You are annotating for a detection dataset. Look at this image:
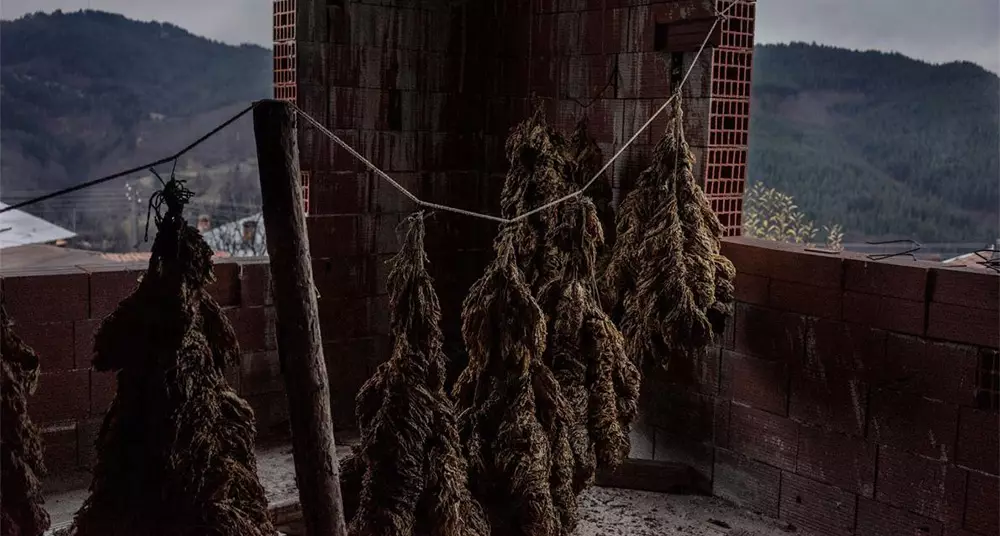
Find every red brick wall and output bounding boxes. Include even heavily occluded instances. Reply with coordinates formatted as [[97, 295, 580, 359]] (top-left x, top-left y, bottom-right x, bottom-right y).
[[647, 236, 1000, 536], [288, 0, 753, 426], [0, 260, 288, 482], [292, 2, 506, 427], [4, 238, 995, 534]]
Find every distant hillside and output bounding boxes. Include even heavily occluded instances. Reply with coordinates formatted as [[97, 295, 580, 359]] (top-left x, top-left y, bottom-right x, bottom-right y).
[[749, 43, 1000, 242], [1, 10, 271, 187], [0, 10, 272, 249], [1, 13, 996, 247]]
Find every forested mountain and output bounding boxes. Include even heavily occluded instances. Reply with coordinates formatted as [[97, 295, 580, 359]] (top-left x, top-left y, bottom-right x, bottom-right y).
[[1, 10, 271, 190], [0, 10, 271, 250], [749, 43, 999, 242], [0, 12, 996, 246]]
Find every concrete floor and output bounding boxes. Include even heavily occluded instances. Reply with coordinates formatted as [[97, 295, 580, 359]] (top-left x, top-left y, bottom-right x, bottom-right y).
[[574, 487, 798, 536], [276, 486, 799, 536], [44, 444, 353, 535], [45, 444, 800, 536]]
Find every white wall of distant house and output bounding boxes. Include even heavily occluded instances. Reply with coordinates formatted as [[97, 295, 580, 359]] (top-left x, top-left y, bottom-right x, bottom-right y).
[[201, 212, 267, 257], [0, 202, 76, 250]]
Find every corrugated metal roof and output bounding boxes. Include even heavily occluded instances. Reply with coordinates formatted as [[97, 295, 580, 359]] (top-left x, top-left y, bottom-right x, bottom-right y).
[[0, 202, 76, 249]]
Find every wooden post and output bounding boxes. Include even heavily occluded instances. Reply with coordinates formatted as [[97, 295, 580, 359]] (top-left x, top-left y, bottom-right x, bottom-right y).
[[252, 100, 348, 536]]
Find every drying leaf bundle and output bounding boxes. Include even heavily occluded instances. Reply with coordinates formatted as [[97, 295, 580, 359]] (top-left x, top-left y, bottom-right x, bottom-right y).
[[603, 97, 734, 371], [566, 118, 615, 253], [498, 109, 639, 502], [453, 236, 576, 536], [499, 104, 575, 291], [1, 305, 50, 536], [534, 198, 640, 492], [501, 105, 574, 220], [670, 102, 735, 337], [68, 183, 274, 536], [346, 214, 488, 536], [337, 449, 365, 525]]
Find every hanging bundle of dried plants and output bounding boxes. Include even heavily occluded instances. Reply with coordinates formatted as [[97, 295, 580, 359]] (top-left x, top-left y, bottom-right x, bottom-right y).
[[67, 180, 275, 536], [534, 198, 640, 493], [603, 97, 735, 371], [346, 213, 489, 536], [501, 105, 573, 220], [453, 234, 577, 536], [1, 305, 50, 536], [668, 101, 735, 337], [337, 449, 365, 525], [565, 118, 615, 254], [499, 103, 575, 292], [494, 107, 639, 505]]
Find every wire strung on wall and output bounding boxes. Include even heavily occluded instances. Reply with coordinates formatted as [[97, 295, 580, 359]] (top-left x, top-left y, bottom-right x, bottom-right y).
[[1, 0, 746, 225], [865, 239, 923, 261], [562, 63, 620, 109]]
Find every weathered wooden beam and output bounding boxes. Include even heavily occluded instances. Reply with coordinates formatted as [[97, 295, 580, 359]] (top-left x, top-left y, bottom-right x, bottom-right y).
[[253, 99, 348, 536]]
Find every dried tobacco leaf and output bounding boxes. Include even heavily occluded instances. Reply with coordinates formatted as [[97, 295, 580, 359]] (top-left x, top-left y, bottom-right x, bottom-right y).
[[347, 214, 488, 536], [603, 96, 735, 371], [492, 109, 640, 517], [1, 305, 50, 536], [453, 236, 576, 536], [535, 199, 640, 490], [68, 185, 274, 536]]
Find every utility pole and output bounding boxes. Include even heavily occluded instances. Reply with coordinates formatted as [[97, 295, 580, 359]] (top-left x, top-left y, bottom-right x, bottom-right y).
[[126, 182, 141, 251], [132, 200, 139, 251], [252, 99, 348, 536]]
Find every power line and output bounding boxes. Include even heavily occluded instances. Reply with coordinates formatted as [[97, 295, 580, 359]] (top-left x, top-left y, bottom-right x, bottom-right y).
[[0, 103, 257, 215]]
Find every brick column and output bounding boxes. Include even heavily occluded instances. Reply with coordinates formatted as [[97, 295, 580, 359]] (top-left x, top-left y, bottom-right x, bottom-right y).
[[704, 0, 756, 235]]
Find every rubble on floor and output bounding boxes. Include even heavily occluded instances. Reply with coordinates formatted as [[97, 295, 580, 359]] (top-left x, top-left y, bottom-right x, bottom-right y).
[[574, 487, 799, 536], [278, 486, 801, 536], [46, 444, 804, 536]]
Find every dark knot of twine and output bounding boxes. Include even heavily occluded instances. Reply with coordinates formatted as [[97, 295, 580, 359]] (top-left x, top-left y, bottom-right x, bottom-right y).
[[144, 165, 194, 242]]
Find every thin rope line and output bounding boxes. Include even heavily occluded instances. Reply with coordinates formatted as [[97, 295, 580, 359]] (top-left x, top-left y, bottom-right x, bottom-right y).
[[290, 106, 508, 224], [512, 1, 740, 223], [0, 103, 258, 215], [294, 0, 741, 225]]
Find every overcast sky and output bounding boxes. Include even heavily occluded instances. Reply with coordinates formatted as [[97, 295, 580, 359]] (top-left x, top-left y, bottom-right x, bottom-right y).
[[1, 0, 998, 73]]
